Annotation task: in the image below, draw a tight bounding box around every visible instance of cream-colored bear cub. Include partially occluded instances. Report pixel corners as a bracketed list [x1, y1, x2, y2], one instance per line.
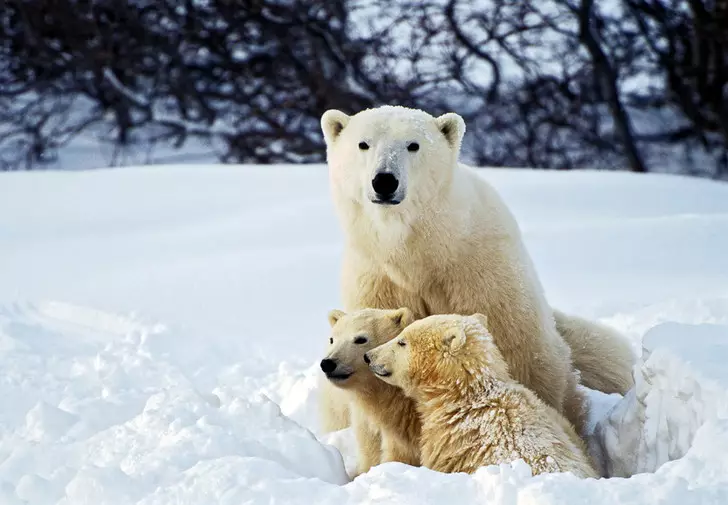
[365, 313, 598, 478]
[320, 307, 421, 477]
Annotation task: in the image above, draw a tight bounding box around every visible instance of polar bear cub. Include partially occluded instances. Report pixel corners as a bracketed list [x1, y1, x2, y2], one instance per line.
[320, 307, 421, 477]
[365, 313, 598, 478]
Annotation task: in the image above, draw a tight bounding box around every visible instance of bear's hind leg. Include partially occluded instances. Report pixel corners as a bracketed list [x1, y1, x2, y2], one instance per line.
[553, 309, 636, 395]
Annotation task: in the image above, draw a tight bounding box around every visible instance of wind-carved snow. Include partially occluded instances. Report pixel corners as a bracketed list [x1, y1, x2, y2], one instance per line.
[593, 322, 728, 478]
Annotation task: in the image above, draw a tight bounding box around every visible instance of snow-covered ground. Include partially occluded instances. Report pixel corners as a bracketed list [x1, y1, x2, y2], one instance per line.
[1, 164, 728, 504]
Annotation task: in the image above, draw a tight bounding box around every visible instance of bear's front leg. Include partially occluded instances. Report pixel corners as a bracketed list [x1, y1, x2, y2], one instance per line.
[381, 432, 420, 467]
[351, 409, 382, 478]
[318, 375, 351, 433]
[461, 268, 571, 422]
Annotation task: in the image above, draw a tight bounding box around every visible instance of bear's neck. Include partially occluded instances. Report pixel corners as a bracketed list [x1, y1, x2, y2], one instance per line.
[353, 377, 420, 444]
[417, 351, 502, 403]
[337, 176, 469, 257]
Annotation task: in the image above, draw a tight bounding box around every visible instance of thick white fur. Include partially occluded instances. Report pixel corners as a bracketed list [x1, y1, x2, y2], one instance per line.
[319, 105, 635, 434]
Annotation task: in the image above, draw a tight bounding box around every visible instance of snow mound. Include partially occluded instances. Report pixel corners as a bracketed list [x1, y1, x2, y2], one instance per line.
[0, 303, 347, 504]
[595, 322, 728, 477]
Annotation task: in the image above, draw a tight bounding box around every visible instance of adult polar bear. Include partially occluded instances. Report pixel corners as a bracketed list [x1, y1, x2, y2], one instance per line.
[319, 105, 635, 433]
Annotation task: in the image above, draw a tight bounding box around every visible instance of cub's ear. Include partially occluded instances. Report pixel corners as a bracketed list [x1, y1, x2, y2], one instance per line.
[321, 110, 351, 144]
[328, 309, 346, 327]
[434, 113, 466, 149]
[472, 313, 488, 330]
[390, 307, 415, 328]
[442, 326, 467, 353]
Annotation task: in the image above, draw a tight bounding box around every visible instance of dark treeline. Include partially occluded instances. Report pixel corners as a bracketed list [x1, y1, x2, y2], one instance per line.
[1, 0, 726, 177]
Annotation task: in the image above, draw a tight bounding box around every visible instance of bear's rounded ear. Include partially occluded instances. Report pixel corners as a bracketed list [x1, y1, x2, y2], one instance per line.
[321, 110, 351, 145]
[328, 309, 346, 327]
[434, 113, 466, 149]
[442, 326, 467, 353]
[390, 307, 414, 328]
[472, 313, 488, 330]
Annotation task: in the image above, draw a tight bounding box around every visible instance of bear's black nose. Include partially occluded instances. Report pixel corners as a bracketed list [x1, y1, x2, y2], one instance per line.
[320, 358, 337, 374]
[363, 353, 371, 364]
[372, 173, 399, 198]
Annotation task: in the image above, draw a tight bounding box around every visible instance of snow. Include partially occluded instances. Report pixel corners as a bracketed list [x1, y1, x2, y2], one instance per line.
[1, 164, 728, 503]
[595, 322, 728, 478]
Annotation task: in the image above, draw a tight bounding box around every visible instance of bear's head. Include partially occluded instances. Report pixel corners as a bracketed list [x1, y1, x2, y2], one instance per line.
[320, 106, 465, 212]
[365, 313, 510, 398]
[320, 307, 414, 390]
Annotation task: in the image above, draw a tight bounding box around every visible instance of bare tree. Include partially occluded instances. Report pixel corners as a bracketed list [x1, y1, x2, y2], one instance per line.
[1, 0, 727, 177]
[570, 0, 647, 172]
[624, 0, 728, 177]
[0, 0, 386, 168]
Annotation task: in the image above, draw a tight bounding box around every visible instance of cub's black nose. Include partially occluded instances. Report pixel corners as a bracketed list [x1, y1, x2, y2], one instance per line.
[320, 358, 337, 374]
[363, 353, 371, 364]
[372, 173, 399, 198]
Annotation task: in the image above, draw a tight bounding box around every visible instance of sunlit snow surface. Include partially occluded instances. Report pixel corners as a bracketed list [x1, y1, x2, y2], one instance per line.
[2, 165, 728, 504]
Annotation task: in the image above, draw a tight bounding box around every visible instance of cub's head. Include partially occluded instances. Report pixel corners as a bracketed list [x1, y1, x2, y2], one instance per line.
[320, 307, 414, 390]
[364, 313, 510, 397]
[321, 106, 465, 210]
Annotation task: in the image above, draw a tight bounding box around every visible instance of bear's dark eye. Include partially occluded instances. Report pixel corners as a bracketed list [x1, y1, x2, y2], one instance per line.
[329, 337, 333, 344]
[407, 142, 419, 152]
[354, 336, 368, 345]
[398, 340, 406, 347]
[358, 142, 369, 150]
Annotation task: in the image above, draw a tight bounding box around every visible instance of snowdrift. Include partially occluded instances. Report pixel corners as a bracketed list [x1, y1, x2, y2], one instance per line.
[2, 165, 728, 504]
[596, 322, 728, 478]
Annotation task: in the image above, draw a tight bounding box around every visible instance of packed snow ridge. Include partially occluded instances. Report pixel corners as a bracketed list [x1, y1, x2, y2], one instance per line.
[595, 322, 728, 478]
[1, 165, 728, 504]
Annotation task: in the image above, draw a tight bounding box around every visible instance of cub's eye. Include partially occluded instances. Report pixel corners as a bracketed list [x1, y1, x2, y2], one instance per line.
[407, 142, 419, 152]
[398, 340, 406, 347]
[354, 336, 368, 345]
[358, 142, 370, 150]
[329, 337, 333, 344]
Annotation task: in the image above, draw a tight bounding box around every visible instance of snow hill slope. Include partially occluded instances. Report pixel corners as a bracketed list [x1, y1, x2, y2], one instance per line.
[1, 165, 728, 504]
